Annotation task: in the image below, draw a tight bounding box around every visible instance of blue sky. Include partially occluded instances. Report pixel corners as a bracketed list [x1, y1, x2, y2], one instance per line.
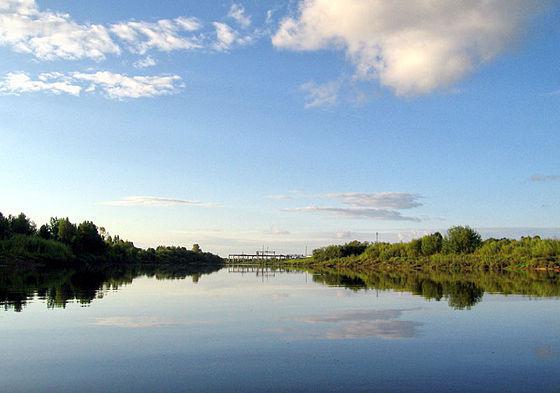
[0, 0, 559, 255]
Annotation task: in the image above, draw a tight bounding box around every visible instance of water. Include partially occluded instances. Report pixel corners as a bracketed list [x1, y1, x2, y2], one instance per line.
[1, 265, 560, 392]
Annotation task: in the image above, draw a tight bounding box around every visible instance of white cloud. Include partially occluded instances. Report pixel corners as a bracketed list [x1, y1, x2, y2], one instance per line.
[284, 206, 422, 221]
[111, 17, 202, 54]
[326, 192, 422, 209]
[0, 71, 81, 95]
[72, 71, 183, 99]
[273, 0, 541, 96]
[212, 22, 253, 51]
[300, 80, 339, 108]
[276, 191, 423, 221]
[0, 1, 259, 62]
[0, 71, 184, 99]
[100, 196, 220, 207]
[228, 4, 251, 28]
[0, 0, 120, 60]
[133, 56, 157, 69]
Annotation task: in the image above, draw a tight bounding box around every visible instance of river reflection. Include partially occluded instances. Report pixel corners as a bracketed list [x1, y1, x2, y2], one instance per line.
[2, 263, 559, 312]
[1, 264, 560, 392]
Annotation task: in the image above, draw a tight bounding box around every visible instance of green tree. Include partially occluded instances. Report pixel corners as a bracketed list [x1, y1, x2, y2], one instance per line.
[0, 212, 11, 239]
[74, 221, 106, 255]
[57, 218, 77, 245]
[192, 243, 202, 253]
[38, 224, 52, 240]
[9, 213, 36, 235]
[443, 226, 482, 254]
[421, 232, 443, 256]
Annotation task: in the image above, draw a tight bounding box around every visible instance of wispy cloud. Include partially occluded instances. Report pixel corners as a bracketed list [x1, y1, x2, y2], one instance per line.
[300, 80, 339, 108]
[133, 56, 157, 69]
[100, 196, 220, 207]
[0, 1, 261, 62]
[212, 22, 253, 51]
[0, 71, 183, 99]
[326, 192, 422, 209]
[530, 174, 560, 182]
[228, 4, 251, 28]
[110, 17, 203, 54]
[272, 191, 424, 221]
[273, 0, 542, 96]
[284, 206, 422, 222]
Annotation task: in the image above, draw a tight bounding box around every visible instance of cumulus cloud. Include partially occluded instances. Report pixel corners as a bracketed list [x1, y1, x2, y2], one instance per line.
[530, 174, 560, 182]
[0, 71, 183, 99]
[284, 206, 422, 221]
[273, 0, 541, 96]
[111, 17, 202, 54]
[0, 0, 120, 60]
[300, 80, 339, 108]
[100, 196, 220, 207]
[228, 4, 251, 28]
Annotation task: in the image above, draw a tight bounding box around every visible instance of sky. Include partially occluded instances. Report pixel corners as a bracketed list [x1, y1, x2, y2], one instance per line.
[0, 0, 559, 256]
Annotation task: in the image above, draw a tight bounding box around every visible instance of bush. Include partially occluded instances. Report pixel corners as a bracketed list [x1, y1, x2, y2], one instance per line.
[443, 226, 482, 254]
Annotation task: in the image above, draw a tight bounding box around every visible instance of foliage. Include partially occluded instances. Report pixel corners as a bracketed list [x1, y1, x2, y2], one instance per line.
[313, 240, 369, 262]
[443, 226, 482, 254]
[293, 226, 560, 272]
[0, 210, 223, 268]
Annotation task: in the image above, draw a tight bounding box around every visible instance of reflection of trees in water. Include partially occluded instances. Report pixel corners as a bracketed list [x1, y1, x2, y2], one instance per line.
[311, 269, 560, 309]
[0, 262, 222, 312]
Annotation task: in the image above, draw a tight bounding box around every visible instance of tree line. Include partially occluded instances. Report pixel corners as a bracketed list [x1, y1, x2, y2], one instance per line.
[0, 211, 222, 266]
[310, 226, 560, 271]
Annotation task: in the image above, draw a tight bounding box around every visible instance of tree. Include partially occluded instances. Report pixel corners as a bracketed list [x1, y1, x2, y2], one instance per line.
[192, 243, 202, 253]
[57, 218, 77, 245]
[0, 212, 11, 239]
[74, 221, 106, 255]
[38, 224, 52, 240]
[443, 226, 482, 254]
[9, 213, 36, 236]
[421, 232, 443, 256]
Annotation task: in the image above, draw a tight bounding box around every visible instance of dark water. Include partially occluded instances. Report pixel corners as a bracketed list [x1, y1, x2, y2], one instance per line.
[1, 265, 560, 392]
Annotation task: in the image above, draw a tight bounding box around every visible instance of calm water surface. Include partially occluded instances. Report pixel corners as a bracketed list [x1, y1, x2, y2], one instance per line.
[1, 266, 559, 392]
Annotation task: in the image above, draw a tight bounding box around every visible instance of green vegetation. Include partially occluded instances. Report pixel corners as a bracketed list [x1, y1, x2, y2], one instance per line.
[0, 211, 223, 267]
[302, 226, 560, 271]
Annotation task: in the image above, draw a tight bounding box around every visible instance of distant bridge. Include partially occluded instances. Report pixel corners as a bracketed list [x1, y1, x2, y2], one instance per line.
[226, 250, 303, 264]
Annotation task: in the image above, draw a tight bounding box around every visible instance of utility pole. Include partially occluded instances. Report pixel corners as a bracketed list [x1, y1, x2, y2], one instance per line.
[376, 232, 379, 243]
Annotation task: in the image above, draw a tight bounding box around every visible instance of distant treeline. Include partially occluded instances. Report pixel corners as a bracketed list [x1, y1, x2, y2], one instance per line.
[308, 226, 560, 271]
[0, 212, 222, 266]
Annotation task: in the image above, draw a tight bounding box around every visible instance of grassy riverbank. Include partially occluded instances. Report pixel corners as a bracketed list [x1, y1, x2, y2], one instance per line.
[285, 226, 560, 272]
